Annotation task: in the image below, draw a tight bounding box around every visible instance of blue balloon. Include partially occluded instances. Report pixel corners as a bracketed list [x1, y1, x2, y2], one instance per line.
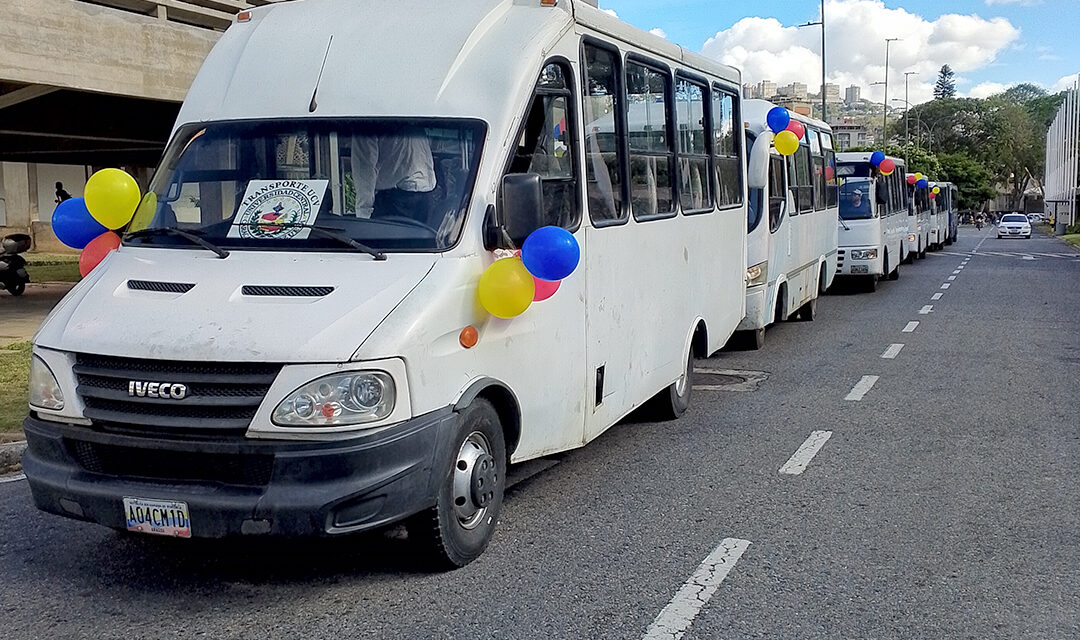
[521, 226, 580, 282]
[870, 151, 886, 166]
[52, 198, 107, 249]
[916, 179, 928, 189]
[766, 107, 790, 134]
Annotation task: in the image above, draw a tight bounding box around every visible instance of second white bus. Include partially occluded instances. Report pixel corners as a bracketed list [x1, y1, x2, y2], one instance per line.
[835, 152, 908, 291]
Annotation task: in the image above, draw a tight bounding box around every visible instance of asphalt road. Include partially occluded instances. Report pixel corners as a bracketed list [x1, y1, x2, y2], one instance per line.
[1, 226, 1077, 639]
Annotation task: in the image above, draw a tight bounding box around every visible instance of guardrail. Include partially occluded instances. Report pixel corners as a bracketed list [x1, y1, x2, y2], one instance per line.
[82, 0, 284, 31]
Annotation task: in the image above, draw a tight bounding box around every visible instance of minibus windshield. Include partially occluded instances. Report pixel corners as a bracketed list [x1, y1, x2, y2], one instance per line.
[126, 119, 485, 252]
[838, 177, 874, 220]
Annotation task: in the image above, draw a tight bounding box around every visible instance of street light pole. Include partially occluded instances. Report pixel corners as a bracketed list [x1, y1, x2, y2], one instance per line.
[904, 71, 918, 153]
[883, 37, 900, 146]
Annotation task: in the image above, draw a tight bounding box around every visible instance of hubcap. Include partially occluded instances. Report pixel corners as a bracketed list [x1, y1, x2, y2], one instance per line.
[451, 431, 497, 530]
[675, 355, 690, 397]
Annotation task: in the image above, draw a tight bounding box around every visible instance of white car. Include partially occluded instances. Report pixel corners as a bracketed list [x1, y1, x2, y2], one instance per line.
[997, 213, 1032, 239]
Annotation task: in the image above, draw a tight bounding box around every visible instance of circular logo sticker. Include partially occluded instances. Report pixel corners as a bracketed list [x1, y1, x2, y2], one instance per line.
[237, 186, 312, 240]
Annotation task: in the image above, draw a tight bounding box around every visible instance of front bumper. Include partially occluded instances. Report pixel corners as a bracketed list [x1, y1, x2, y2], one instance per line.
[737, 284, 769, 331]
[22, 408, 456, 538]
[836, 248, 883, 277]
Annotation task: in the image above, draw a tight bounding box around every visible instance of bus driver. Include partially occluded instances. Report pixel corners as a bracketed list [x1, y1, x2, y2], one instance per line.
[350, 127, 437, 218]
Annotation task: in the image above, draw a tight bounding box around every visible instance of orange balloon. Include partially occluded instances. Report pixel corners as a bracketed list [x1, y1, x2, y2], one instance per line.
[79, 231, 121, 277]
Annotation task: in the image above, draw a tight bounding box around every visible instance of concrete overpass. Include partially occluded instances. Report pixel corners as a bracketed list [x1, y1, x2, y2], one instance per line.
[0, 0, 278, 250]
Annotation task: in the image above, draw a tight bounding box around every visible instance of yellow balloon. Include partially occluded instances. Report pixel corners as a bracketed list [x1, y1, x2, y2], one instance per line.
[128, 192, 157, 233]
[478, 257, 535, 319]
[914, 172, 924, 181]
[932, 186, 940, 194]
[774, 130, 800, 156]
[85, 168, 141, 230]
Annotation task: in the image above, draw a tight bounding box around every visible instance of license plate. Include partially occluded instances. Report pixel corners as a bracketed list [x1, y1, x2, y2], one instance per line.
[123, 497, 191, 538]
[851, 265, 869, 274]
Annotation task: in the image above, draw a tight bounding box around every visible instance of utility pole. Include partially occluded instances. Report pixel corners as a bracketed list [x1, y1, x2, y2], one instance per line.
[883, 37, 900, 147]
[797, 0, 826, 122]
[904, 71, 918, 153]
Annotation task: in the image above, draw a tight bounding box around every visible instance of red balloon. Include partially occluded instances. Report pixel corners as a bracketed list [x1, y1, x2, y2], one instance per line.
[929, 193, 937, 199]
[784, 120, 806, 140]
[906, 174, 918, 185]
[824, 166, 835, 181]
[878, 158, 896, 175]
[79, 231, 121, 277]
[533, 276, 560, 302]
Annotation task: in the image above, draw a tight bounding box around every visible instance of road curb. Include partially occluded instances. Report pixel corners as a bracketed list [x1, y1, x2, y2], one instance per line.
[0, 441, 27, 476]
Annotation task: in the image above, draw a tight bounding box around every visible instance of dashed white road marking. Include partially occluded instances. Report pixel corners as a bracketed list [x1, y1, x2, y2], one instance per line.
[902, 321, 919, 333]
[643, 538, 752, 640]
[947, 275, 957, 280]
[931, 293, 943, 300]
[779, 431, 833, 475]
[1022, 255, 1035, 261]
[952, 270, 961, 274]
[881, 343, 904, 359]
[940, 283, 951, 289]
[919, 304, 934, 314]
[845, 375, 880, 401]
[0, 473, 26, 484]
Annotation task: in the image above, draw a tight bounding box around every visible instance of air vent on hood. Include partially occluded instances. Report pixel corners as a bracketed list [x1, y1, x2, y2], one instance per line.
[127, 280, 195, 293]
[241, 285, 335, 297]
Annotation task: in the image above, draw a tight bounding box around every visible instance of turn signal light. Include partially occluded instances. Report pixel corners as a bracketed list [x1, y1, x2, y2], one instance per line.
[237, 11, 251, 22]
[460, 326, 479, 349]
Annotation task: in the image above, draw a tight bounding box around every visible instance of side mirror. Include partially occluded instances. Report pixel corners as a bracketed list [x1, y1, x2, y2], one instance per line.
[486, 173, 543, 250]
[747, 131, 771, 190]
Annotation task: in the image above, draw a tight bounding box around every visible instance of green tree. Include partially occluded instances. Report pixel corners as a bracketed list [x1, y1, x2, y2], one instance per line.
[937, 153, 996, 210]
[980, 97, 1043, 209]
[933, 65, 957, 99]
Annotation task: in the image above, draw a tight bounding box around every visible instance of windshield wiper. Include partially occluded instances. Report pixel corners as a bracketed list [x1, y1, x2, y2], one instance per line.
[838, 216, 851, 231]
[231, 223, 386, 261]
[124, 227, 230, 259]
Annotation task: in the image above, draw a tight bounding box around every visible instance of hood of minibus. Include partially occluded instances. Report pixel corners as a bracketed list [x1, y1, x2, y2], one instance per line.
[34, 247, 436, 363]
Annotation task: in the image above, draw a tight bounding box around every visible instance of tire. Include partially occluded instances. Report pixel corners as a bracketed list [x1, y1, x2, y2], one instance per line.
[408, 398, 506, 570]
[797, 296, 817, 321]
[902, 248, 913, 265]
[653, 346, 693, 420]
[864, 275, 877, 292]
[736, 328, 765, 351]
[7, 281, 25, 296]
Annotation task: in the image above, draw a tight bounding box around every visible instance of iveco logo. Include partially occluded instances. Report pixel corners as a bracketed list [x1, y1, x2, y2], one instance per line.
[128, 381, 188, 400]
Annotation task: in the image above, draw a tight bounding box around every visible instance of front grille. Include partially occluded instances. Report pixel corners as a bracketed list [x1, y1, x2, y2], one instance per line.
[74, 354, 282, 437]
[242, 285, 334, 297]
[837, 249, 845, 272]
[68, 440, 274, 486]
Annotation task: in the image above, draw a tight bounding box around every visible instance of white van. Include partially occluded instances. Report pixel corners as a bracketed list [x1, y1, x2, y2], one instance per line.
[835, 152, 907, 291]
[903, 172, 930, 263]
[733, 100, 838, 349]
[23, 0, 757, 568]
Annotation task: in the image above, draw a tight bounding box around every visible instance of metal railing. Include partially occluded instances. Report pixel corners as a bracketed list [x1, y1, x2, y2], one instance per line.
[81, 0, 285, 31]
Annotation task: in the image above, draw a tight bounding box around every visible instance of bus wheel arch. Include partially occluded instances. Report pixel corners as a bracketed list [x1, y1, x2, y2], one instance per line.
[454, 378, 521, 460]
[773, 280, 788, 323]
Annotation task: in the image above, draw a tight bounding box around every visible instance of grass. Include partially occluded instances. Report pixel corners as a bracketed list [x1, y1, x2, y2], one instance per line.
[25, 253, 81, 283]
[1063, 234, 1080, 249]
[0, 341, 31, 440]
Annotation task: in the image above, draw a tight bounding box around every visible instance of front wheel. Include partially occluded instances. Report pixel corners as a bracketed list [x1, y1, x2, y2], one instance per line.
[6, 281, 25, 296]
[408, 398, 506, 570]
[652, 346, 693, 420]
[796, 296, 817, 321]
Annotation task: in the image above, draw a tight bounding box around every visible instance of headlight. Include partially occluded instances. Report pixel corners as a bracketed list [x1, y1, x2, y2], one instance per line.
[746, 261, 768, 287]
[29, 355, 64, 410]
[273, 371, 396, 427]
[908, 234, 916, 242]
[850, 249, 878, 260]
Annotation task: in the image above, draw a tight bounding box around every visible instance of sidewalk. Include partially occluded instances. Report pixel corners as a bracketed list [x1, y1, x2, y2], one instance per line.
[0, 282, 75, 345]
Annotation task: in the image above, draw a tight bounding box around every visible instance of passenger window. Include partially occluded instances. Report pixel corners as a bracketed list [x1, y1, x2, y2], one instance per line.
[508, 62, 579, 230]
[712, 88, 742, 208]
[793, 142, 813, 213]
[811, 130, 826, 211]
[820, 132, 838, 208]
[675, 77, 710, 214]
[583, 43, 626, 224]
[769, 156, 786, 232]
[626, 60, 675, 218]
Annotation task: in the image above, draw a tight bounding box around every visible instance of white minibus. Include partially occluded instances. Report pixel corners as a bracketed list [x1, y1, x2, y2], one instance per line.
[940, 181, 959, 244]
[733, 100, 838, 349]
[927, 181, 949, 250]
[903, 171, 930, 263]
[22, 0, 758, 568]
[835, 152, 907, 291]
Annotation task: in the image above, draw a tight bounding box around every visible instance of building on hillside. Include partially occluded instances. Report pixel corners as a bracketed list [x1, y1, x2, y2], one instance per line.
[829, 118, 875, 150]
[774, 95, 812, 116]
[845, 85, 861, 105]
[743, 83, 758, 99]
[778, 82, 808, 99]
[824, 83, 841, 104]
[756, 80, 777, 101]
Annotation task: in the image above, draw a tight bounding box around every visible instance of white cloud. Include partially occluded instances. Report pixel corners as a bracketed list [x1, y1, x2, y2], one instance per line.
[649, 27, 668, 39]
[700, 0, 1020, 106]
[1051, 73, 1079, 92]
[968, 82, 1008, 98]
[985, 0, 1041, 5]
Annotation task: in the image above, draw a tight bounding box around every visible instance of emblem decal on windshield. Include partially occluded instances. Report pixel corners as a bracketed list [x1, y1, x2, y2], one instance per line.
[228, 179, 328, 241]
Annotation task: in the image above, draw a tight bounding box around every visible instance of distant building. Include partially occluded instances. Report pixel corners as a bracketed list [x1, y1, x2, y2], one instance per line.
[778, 82, 808, 99]
[829, 118, 875, 150]
[824, 83, 841, 104]
[757, 80, 777, 100]
[774, 95, 812, 116]
[743, 82, 758, 99]
[845, 85, 861, 105]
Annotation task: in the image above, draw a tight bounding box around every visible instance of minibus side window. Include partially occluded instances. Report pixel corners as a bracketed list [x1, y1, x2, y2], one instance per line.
[582, 42, 627, 225]
[792, 141, 813, 213]
[810, 129, 826, 211]
[508, 62, 580, 230]
[712, 87, 742, 208]
[626, 58, 675, 219]
[768, 156, 786, 232]
[820, 132, 837, 208]
[675, 76, 711, 214]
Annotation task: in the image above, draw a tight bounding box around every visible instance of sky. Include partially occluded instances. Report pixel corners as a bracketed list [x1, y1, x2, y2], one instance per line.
[597, 0, 1080, 106]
